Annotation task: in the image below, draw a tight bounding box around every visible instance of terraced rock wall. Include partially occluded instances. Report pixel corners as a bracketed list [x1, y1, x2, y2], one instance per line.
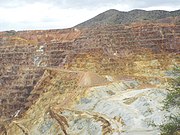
[0, 22, 179, 123]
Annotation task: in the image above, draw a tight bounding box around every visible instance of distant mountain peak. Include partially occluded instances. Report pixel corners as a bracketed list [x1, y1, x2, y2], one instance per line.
[104, 9, 120, 13]
[75, 9, 180, 28]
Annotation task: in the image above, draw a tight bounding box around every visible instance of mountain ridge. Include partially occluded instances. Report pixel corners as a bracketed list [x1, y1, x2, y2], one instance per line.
[75, 9, 180, 27]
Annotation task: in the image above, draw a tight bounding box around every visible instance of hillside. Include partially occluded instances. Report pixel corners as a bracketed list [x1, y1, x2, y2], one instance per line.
[75, 9, 180, 27]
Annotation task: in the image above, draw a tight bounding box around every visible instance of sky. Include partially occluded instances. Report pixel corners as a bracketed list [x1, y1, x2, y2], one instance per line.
[0, 0, 180, 31]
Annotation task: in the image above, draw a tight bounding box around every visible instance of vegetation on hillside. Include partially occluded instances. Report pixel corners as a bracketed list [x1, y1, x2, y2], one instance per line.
[160, 66, 180, 135]
[76, 9, 180, 28]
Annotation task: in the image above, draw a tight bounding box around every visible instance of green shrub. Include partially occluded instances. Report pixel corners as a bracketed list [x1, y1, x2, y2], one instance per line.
[160, 66, 180, 135]
[160, 114, 180, 135]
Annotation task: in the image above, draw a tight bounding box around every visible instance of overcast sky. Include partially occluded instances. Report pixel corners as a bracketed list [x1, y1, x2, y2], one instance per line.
[0, 0, 180, 31]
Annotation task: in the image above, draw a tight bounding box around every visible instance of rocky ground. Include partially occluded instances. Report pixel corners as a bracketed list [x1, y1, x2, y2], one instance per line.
[1, 68, 178, 135]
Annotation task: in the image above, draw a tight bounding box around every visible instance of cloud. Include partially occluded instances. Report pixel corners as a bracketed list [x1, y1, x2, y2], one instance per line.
[0, 0, 179, 31]
[0, 2, 107, 31]
[1, 0, 179, 9]
[132, 0, 180, 8]
[0, 0, 121, 8]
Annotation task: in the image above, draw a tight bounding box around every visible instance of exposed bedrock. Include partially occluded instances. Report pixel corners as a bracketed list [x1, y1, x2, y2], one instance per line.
[0, 22, 179, 134]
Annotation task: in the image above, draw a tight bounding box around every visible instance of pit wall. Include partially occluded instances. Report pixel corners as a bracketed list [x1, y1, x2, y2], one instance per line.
[0, 23, 179, 119]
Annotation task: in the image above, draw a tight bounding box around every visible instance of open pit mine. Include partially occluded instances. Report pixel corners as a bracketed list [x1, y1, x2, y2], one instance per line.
[0, 9, 180, 135]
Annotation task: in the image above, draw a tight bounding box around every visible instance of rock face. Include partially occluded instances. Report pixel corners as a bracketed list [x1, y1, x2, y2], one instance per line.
[0, 11, 180, 135]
